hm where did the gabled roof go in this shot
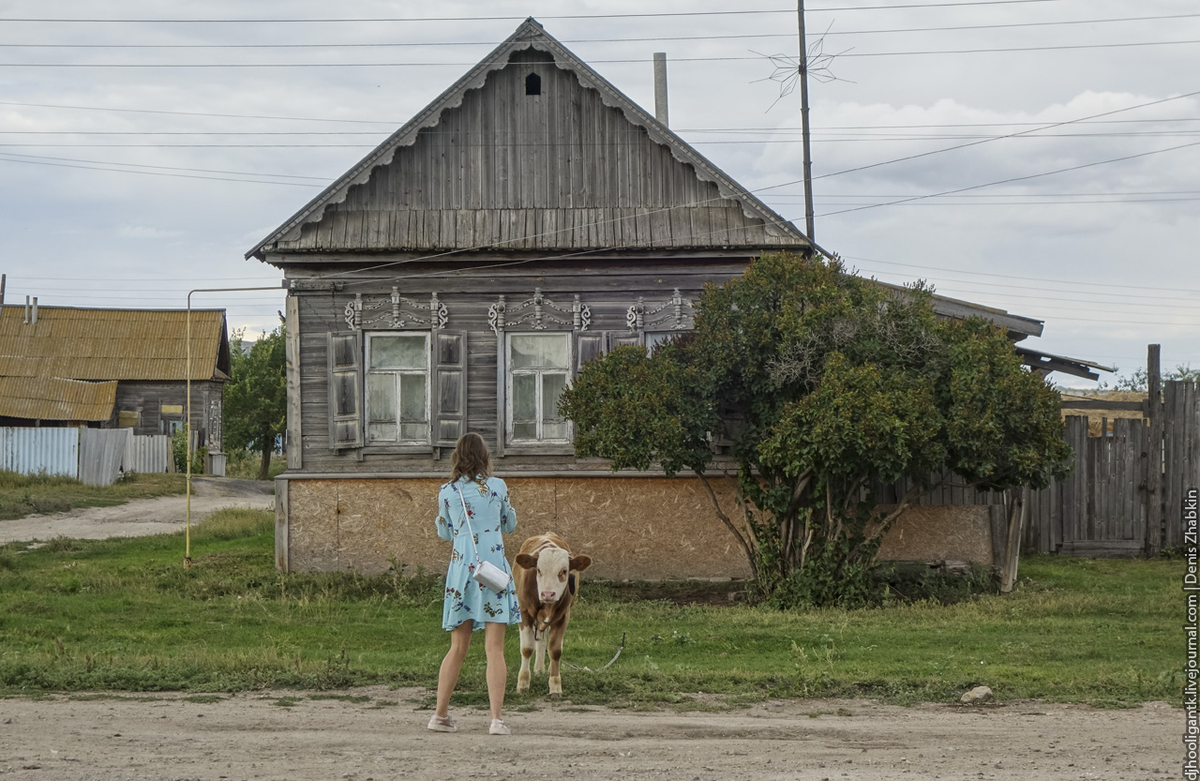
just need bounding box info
[247,17,811,259]
[0,376,116,422]
[0,306,230,382]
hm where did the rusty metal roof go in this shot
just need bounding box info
[0,306,229,381]
[0,375,117,421]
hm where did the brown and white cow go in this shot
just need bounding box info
[512,533,592,697]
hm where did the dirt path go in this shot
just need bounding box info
[0,688,1178,780]
[0,477,275,544]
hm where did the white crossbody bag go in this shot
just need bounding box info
[456,481,511,593]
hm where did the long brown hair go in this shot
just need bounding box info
[450,432,492,484]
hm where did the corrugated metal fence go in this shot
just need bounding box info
[123,433,171,474]
[0,427,172,486]
[0,427,78,477]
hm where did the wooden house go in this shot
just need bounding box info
[247,19,1088,579]
[0,303,230,452]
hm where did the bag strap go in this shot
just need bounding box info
[455,478,484,568]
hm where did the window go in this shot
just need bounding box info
[645,332,676,353]
[365,332,430,444]
[507,333,570,443]
[525,72,541,95]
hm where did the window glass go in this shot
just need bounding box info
[512,373,537,421]
[507,333,571,443]
[369,334,428,370]
[399,374,427,422]
[365,332,430,445]
[541,373,567,422]
[646,332,675,352]
[510,334,568,369]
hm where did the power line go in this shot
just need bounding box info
[758,90,1200,191]
[841,254,1200,295]
[4,12,1195,48]
[815,139,1200,217]
[3,99,1196,134]
[0,2,1065,25]
[2,39,1196,68]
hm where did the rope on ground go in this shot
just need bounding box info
[563,632,625,672]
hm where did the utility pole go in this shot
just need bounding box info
[797,0,815,241]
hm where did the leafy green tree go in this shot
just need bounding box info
[1105,364,1200,392]
[224,324,287,480]
[561,252,1071,606]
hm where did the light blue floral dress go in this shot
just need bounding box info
[436,475,520,632]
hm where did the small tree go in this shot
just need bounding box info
[224,324,287,480]
[561,252,1071,606]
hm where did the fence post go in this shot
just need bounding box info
[1145,344,1163,557]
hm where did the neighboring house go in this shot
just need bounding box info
[247,19,1095,579]
[0,302,230,452]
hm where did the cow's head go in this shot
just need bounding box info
[516,546,592,605]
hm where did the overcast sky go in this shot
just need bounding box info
[1,0,1197,387]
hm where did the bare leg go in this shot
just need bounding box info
[435,621,473,718]
[484,622,507,721]
[516,623,534,693]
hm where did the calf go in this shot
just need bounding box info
[513,533,593,697]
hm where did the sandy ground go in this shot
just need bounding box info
[0,484,1183,779]
[0,477,275,545]
[0,689,1179,781]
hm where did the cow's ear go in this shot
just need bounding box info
[569,554,592,572]
[515,553,539,570]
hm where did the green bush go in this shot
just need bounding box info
[170,427,207,475]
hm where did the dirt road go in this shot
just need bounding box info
[0,688,1178,780]
[0,477,275,544]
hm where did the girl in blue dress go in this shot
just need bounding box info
[428,432,519,736]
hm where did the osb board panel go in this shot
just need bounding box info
[287,478,448,575]
[282,476,749,579]
[549,477,749,580]
[875,504,995,564]
[287,480,342,572]
[282,477,996,579]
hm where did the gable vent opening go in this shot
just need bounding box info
[525,72,541,96]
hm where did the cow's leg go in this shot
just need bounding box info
[533,626,547,674]
[516,623,534,693]
[547,619,569,697]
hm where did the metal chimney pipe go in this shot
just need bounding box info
[24,295,30,324]
[653,52,669,127]
[31,296,37,324]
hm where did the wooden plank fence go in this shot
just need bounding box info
[884,379,1200,559]
[1164,380,1200,548]
[1020,379,1198,557]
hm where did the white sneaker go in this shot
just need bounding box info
[489,719,510,735]
[427,714,457,732]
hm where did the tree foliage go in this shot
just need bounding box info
[224,324,287,480]
[560,252,1071,606]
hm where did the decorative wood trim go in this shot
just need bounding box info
[343,287,450,332]
[488,288,590,335]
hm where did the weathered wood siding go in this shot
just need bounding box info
[288,261,744,473]
[111,380,223,446]
[275,50,795,254]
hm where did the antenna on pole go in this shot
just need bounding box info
[797,0,815,242]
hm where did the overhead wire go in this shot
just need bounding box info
[2,11,1196,48]
[0,2,1069,25]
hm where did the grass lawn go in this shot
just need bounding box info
[0,509,1183,708]
[0,471,186,521]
